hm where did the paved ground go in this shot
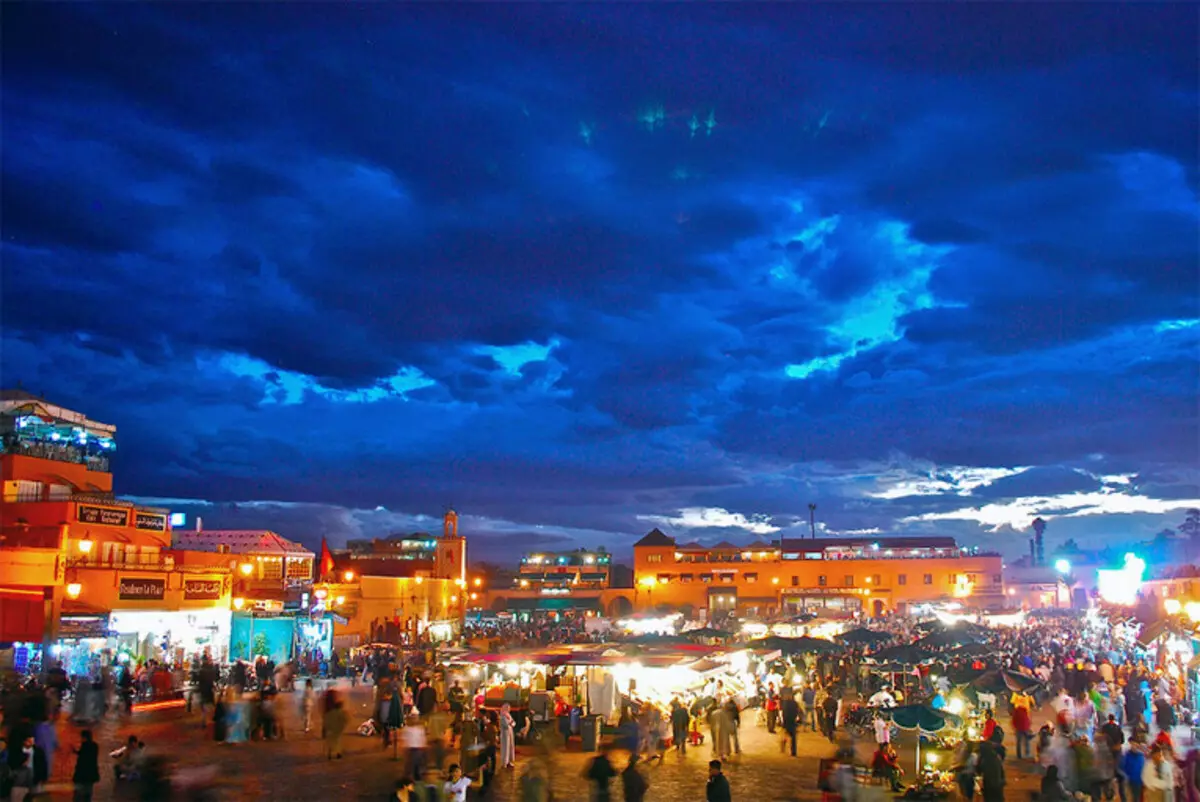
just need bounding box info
[34,683,1048,801]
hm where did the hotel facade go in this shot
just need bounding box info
[631,529,1006,618]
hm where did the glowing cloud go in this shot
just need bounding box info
[639,507,780,535]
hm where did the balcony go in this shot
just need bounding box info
[2,438,111,473]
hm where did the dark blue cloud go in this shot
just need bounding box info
[3,4,1197,562]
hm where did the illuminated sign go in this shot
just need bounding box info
[183,578,223,601]
[1096,554,1146,606]
[169,513,187,527]
[135,512,168,532]
[118,577,165,601]
[78,505,129,527]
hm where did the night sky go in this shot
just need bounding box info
[3,5,1197,563]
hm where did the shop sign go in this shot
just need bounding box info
[183,578,223,601]
[118,577,165,601]
[59,616,111,639]
[781,587,856,595]
[78,504,129,527]
[134,512,168,532]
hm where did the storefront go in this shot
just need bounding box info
[229,612,335,664]
[108,608,231,664]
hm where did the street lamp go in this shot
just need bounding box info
[239,562,254,577]
[343,570,355,582]
[66,582,82,599]
[78,532,94,555]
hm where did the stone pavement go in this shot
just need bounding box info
[34,684,1048,801]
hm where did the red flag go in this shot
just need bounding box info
[318,537,335,580]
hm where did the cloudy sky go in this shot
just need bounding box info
[4,5,1197,563]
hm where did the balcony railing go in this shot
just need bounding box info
[2,490,168,514]
[1,439,111,473]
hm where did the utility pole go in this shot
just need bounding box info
[808,503,817,539]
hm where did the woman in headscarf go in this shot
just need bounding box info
[499,703,516,770]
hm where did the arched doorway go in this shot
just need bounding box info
[607,595,634,618]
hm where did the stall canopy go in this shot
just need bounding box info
[505,597,603,612]
[837,628,891,645]
[870,644,934,664]
[885,704,962,732]
[682,627,732,640]
[915,629,984,650]
[747,636,841,655]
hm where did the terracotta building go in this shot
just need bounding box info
[631,529,1005,618]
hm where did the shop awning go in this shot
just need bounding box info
[0,588,45,644]
[59,615,112,640]
[504,597,602,612]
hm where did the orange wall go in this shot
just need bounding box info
[633,545,1004,613]
[1,454,112,493]
[3,500,171,552]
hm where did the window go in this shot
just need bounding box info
[744,573,758,583]
[260,557,283,580]
[700,573,713,584]
[871,574,881,586]
[924,574,933,585]
[140,547,160,566]
[680,573,694,583]
[647,554,662,564]
[898,574,907,586]
[657,574,670,583]
[720,574,735,584]
[287,558,312,579]
[844,575,854,587]
[818,575,827,587]
[791,576,799,586]
[950,574,959,585]
[992,574,1002,585]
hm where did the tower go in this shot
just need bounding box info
[1032,517,1046,566]
[443,509,458,539]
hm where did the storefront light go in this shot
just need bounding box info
[66,582,82,599]
[450,595,458,603]
[239,563,254,576]
[415,576,424,585]
[314,588,328,600]
[343,570,355,582]
[455,578,465,587]
[335,595,345,606]
[233,597,245,610]
[78,534,94,555]
[473,578,482,587]
[1165,598,1182,614]
[470,593,478,601]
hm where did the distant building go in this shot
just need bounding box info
[315,510,468,646]
[516,548,612,590]
[631,529,1006,618]
[173,528,315,612]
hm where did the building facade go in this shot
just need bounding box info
[314,510,468,646]
[0,393,235,673]
[631,529,1006,617]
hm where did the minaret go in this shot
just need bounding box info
[443,509,458,539]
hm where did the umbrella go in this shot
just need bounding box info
[886,704,963,732]
[915,629,984,650]
[837,627,892,645]
[682,627,732,640]
[944,642,990,658]
[747,635,842,655]
[885,704,964,773]
[870,644,934,664]
[1000,670,1043,693]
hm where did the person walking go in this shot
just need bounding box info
[706,759,732,802]
[978,740,1006,802]
[621,753,649,802]
[780,690,800,758]
[671,699,690,755]
[584,746,617,802]
[323,696,348,759]
[71,729,100,802]
[1143,746,1176,802]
